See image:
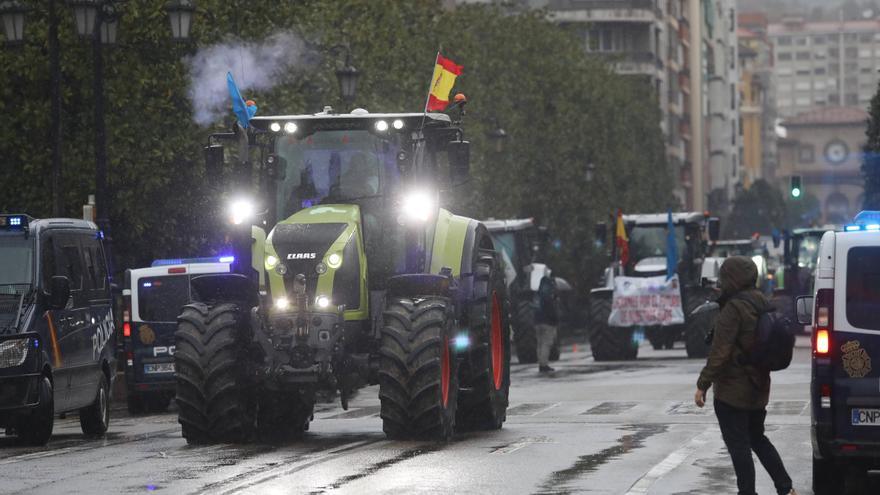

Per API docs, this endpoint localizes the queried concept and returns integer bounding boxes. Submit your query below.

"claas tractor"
[174,106,511,443]
[589,212,720,360]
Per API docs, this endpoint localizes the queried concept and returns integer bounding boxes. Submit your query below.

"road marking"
[0,427,180,465]
[624,426,717,495]
[490,436,554,455]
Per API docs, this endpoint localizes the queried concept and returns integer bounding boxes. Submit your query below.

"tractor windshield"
[628,225,686,262]
[274,129,402,218]
[794,233,822,270]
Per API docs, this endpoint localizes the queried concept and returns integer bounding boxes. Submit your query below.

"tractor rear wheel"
[457,255,510,431]
[379,297,457,440]
[512,299,537,364]
[589,295,638,361]
[684,292,713,359]
[174,303,256,444]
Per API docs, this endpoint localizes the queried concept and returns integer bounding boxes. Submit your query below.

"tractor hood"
[266,205,366,318]
[633,257,668,275]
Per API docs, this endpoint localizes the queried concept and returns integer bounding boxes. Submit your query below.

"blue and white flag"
[666,209,678,280]
[227,72,258,128]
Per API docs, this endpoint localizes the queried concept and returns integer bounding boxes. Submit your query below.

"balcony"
[595,51,663,75]
[548,0,662,23]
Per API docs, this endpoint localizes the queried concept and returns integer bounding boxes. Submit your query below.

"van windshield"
[0,235,34,285]
[138,276,190,322]
[846,247,880,331]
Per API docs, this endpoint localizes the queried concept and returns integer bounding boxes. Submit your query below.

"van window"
[846,247,880,331]
[138,276,190,322]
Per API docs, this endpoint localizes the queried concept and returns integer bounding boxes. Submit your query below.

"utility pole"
[689,0,704,211]
[49,0,62,217]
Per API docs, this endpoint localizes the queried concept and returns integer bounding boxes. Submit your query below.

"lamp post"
[487,119,508,153]
[333,47,359,109]
[2,1,194,220]
[585,161,596,183]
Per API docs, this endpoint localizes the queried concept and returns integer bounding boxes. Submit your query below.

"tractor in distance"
[589,212,720,360]
[173,104,511,444]
[483,218,567,363]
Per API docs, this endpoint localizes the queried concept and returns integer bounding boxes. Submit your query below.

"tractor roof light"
[316,295,331,309]
[375,120,389,132]
[283,122,297,134]
[274,297,290,311]
[269,122,281,132]
[392,119,404,130]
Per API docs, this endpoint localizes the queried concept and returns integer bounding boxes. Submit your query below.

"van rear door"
[832,236,880,444]
[131,275,190,382]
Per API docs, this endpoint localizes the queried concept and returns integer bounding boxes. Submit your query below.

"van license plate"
[851,408,880,425]
[144,363,175,374]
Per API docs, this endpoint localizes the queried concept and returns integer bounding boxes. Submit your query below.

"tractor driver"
[329,151,378,200]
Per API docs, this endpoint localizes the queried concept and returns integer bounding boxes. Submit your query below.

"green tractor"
[589,212,720,360]
[483,218,562,363]
[174,107,511,443]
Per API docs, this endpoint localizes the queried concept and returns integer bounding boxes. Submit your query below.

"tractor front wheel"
[589,295,638,361]
[684,292,714,359]
[174,303,256,444]
[379,297,458,440]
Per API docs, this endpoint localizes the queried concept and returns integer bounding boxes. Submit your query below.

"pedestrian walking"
[535,275,558,373]
[694,256,796,495]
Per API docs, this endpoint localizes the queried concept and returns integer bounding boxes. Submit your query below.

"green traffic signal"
[791,187,801,198]
[790,175,802,199]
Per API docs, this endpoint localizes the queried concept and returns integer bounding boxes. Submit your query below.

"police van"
[796,211,880,493]
[121,257,230,413]
[0,214,115,445]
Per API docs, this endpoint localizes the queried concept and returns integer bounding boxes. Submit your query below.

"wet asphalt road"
[0,337,847,494]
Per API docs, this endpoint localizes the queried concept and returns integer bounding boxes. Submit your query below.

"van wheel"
[80,374,110,436]
[812,455,842,495]
[17,376,54,446]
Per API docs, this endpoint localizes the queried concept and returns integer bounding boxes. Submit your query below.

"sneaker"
[539,365,555,373]
[788,490,798,495]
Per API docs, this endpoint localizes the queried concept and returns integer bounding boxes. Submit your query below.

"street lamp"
[99,4,118,44]
[585,162,596,183]
[487,120,508,153]
[335,53,359,106]
[69,0,98,38]
[0,1,27,44]
[165,0,195,41]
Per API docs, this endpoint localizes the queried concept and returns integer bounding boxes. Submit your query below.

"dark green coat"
[697,256,771,410]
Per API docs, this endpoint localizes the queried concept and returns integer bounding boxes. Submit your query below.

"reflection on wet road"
[0,338,835,494]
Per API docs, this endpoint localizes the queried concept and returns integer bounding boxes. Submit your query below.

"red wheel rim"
[490,291,504,390]
[441,335,451,408]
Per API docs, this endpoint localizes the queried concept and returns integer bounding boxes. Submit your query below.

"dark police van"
[121,258,230,413]
[0,214,115,445]
[797,211,880,494]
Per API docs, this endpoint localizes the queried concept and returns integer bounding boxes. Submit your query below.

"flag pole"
[419,51,441,132]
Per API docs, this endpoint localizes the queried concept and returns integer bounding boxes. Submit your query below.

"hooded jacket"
[697,256,771,410]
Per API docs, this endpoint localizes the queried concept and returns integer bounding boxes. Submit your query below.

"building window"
[829,93,840,104]
[799,145,815,163]
[796,96,810,106]
[778,52,792,61]
[778,36,792,46]
[861,67,873,74]
[796,51,810,61]
[815,67,826,75]
[795,36,808,46]
[860,49,872,58]
[795,81,811,91]
[860,33,874,43]
[846,93,859,105]
[795,69,811,76]
[846,47,859,59]
[814,35,827,44]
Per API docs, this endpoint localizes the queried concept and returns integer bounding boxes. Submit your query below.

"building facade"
[768,18,880,118]
[738,12,778,187]
[777,106,867,224]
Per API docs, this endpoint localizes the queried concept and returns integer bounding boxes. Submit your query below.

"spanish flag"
[426,53,463,111]
[615,209,629,267]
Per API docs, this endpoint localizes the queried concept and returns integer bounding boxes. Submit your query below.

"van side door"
[38,231,75,411]
[77,232,114,401]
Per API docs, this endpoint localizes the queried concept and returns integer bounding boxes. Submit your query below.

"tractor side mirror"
[707,217,721,242]
[48,276,71,310]
[204,144,225,180]
[594,222,608,248]
[448,140,470,184]
[266,154,287,180]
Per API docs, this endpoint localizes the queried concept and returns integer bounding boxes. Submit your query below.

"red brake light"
[123,322,131,338]
[820,384,831,397]
[816,329,830,355]
[168,267,186,274]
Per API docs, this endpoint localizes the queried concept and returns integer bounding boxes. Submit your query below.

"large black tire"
[512,299,537,364]
[174,303,256,444]
[80,373,110,436]
[813,455,843,495]
[257,390,314,442]
[379,297,458,440]
[647,327,665,350]
[17,375,54,446]
[457,254,511,431]
[589,295,638,361]
[684,292,714,359]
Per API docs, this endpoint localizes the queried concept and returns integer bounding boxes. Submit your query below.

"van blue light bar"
[0,214,30,231]
[151,256,233,267]
[844,224,880,232]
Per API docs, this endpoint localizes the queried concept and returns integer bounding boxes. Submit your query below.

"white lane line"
[624,426,717,495]
[532,402,560,416]
[491,436,554,455]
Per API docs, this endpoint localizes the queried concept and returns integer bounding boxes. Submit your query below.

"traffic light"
[790,175,802,198]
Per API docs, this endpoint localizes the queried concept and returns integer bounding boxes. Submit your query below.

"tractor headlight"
[316,295,331,309]
[266,255,279,269]
[229,198,255,225]
[274,297,290,311]
[401,191,434,222]
[0,338,29,368]
[327,253,342,269]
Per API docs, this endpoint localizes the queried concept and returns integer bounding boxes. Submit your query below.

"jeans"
[714,399,793,495]
[535,323,557,367]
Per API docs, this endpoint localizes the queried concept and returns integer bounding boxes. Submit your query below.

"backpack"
[535,277,559,324]
[736,297,796,371]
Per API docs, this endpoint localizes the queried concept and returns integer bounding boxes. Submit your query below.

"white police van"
[796,211,880,493]
[121,257,230,413]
